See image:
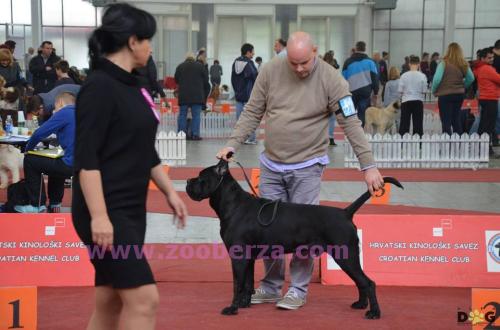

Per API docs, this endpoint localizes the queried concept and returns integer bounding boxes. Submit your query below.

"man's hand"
[45,66,52,71]
[166,192,188,229]
[216,147,235,161]
[364,167,384,195]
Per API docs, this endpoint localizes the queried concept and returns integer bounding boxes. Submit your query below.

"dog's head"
[390,101,401,111]
[186,159,229,201]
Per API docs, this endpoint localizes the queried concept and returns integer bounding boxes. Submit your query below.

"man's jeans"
[258,163,324,299]
[352,95,371,127]
[178,104,202,138]
[236,102,256,142]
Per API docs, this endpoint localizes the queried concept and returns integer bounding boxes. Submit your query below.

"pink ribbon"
[140,88,160,122]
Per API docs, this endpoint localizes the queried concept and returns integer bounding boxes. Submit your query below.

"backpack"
[1,180,30,213]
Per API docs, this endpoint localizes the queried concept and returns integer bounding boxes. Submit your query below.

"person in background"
[342,41,379,126]
[398,55,427,137]
[379,51,389,86]
[0,48,28,89]
[134,55,167,104]
[25,83,80,123]
[15,92,76,213]
[430,52,440,79]
[24,47,35,85]
[54,60,75,87]
[474,47,500,156]
[383,66,401,107]
[255,56,263,72]
[72,4,187,329]
[231,43,258,144]
[29,41,61,94]
[323,50,339,145]
[420,52,431,83]
[492,40,500,146]
[175,52,211,140]
[323,50,339,69]
[209,59,223,87]
[401,56,410,74]
[432,42,474,135]
[274,38,287,58]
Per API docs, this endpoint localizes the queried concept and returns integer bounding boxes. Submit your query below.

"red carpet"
[38,284,469,330]
[38,253,470,330]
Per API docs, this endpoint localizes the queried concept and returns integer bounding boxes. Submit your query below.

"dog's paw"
[221,305,238,315]
[365,309,381,319]
[351,300,368,309]
[238,298,251,308]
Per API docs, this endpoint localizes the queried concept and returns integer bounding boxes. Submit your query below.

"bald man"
[217,32,383,310]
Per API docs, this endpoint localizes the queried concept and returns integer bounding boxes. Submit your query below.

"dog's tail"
[344,177,403,217]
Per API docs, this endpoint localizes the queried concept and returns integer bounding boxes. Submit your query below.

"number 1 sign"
[0,287,37,330]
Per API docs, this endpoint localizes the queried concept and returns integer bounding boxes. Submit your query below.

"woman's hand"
[91,215,113,251]
[167,191,188,229]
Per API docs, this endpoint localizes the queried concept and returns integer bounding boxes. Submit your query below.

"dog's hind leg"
[0,169,8,189]
[330,241,381,319]
[9,165,20,184]
[221,258,250,315]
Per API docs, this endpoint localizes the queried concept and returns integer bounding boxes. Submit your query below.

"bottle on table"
[5,115,13,137]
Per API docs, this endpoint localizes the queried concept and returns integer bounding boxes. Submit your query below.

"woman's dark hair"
[88,3,156,70]
[54,60,70,73]
[26,95,43,115]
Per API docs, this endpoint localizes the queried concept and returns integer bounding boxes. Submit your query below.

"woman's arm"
[79,169,113,250]
[150,165,188,228]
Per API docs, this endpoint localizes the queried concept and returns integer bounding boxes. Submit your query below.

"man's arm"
[25,111,64,151]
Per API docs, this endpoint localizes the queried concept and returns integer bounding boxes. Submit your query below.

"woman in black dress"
[72,4,187,329]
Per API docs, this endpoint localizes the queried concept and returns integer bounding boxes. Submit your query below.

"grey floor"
[142,139,500,244]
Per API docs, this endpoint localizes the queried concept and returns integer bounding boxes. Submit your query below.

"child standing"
[398,55,428,136]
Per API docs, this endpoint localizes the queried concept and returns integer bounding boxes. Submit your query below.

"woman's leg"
[87,286,122,330]
[438,96,452,135]
[450,94,464,134]
[117,284,159,330]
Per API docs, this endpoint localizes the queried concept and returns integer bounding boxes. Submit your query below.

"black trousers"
[478,100,499,144]
[399,100,424,136]
[24,154,73,206]
[438,93,464,135]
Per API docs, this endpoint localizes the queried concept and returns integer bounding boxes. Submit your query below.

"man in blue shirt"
[26,84,80,124]
[15,92,75,213]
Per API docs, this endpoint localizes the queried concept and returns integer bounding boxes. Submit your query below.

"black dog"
[186,159,403,319]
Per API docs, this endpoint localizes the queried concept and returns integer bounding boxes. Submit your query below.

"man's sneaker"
[244,140,257,145]
[14,205,47,213]
[276,289,306,310]
[250,287,281,304]
[49,204,61,213]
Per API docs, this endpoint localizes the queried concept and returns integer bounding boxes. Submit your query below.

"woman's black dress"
[72,59,161,288]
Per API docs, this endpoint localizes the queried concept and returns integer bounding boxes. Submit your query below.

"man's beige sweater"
[226,56,375,168]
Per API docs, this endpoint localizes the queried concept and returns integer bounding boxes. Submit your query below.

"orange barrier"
[369,183,392,205]
[221,103,231,113]
[0,287,37,330]
[149,165,170,190]
[250,169,260,196]
[0,214,93,287]
[321,214,499,287]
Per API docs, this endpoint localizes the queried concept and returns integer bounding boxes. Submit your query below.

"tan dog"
[0,145,24,189]
[364,101,400,135]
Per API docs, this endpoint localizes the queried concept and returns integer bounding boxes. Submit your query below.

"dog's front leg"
[238,259,255,308]
[0,169,8,189]
[221,258,249,315]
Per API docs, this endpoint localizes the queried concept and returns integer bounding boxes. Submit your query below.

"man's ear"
[215,159,229,176]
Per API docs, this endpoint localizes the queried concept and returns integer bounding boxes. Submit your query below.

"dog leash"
[230,157,280,227]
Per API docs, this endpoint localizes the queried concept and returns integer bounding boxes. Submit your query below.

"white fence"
[344,133,490,168]
[155,131,186,164]
[159,112,237,138]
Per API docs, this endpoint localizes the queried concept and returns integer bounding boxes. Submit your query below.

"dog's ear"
[393,101,401,110]
[215,159,229,176]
